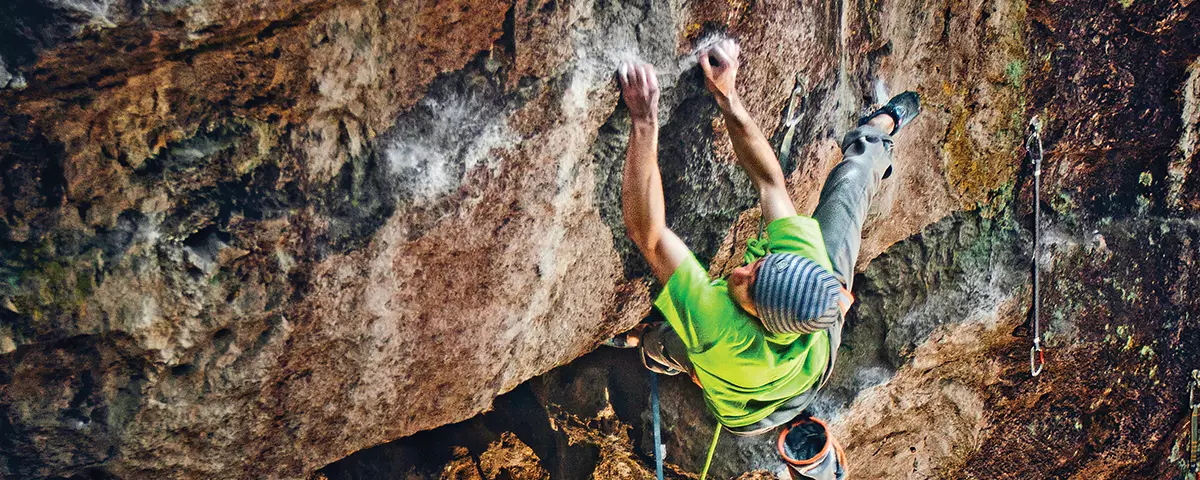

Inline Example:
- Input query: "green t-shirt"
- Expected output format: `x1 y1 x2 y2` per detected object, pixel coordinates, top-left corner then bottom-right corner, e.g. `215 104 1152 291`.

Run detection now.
654 215 835 428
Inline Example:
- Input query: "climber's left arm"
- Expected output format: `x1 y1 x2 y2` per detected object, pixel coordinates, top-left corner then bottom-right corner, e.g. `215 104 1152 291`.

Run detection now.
700 39 798 223
619 61 692 285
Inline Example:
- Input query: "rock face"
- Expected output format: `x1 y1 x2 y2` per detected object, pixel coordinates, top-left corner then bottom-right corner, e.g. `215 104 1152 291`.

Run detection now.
0 0 1197 478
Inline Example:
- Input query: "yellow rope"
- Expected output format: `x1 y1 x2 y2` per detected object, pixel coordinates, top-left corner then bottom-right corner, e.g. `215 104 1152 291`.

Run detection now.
700 423 721 480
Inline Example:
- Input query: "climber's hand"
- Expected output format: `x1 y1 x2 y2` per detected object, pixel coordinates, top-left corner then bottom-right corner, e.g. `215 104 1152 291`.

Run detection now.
699 39 740 106
618 61 660 124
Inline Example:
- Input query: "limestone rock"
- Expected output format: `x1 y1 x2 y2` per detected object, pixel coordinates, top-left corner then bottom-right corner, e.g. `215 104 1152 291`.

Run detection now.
1 0 1197 476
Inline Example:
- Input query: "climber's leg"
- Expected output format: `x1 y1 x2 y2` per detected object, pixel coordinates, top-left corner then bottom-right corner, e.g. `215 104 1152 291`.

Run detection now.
813 92 920 289
810 123 893 290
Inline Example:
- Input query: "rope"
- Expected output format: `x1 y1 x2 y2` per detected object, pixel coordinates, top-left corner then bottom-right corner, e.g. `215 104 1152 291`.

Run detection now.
700 423 722 480
650 372 664 480
1027 117 1046 377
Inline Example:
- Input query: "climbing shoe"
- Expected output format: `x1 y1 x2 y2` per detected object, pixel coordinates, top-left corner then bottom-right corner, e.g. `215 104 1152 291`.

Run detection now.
601 334 637 348
858 91 921 136
601 324 646 349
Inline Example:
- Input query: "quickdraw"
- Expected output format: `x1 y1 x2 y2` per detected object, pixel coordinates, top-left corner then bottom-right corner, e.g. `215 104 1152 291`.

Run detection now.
1190 369 1199 472
777 73 808 168
1027 117 1046 377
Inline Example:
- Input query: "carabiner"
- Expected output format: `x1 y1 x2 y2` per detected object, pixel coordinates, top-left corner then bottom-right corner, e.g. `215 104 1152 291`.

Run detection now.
1190 370 1199 409
1030 344 1045 377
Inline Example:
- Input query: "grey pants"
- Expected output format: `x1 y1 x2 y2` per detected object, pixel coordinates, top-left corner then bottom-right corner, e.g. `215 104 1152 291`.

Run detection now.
642 125 894 392
812 125 894 290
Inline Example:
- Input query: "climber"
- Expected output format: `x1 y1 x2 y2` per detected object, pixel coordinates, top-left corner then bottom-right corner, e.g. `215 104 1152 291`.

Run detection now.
611 38 920 449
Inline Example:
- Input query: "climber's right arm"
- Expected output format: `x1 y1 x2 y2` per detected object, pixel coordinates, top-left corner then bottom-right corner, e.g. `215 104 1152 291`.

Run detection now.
700 40 798 224
620 61 690 285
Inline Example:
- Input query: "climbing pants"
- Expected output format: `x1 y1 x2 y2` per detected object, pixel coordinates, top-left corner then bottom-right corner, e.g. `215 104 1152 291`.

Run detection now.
812 125 894 290
641 124 895 405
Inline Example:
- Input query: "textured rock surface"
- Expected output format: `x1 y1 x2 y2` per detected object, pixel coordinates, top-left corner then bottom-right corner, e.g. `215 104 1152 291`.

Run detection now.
0 0 1197 476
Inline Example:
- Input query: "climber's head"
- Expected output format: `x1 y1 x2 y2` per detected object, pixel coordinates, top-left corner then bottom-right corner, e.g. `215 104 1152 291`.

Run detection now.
727 258 765 316
740 253 842 334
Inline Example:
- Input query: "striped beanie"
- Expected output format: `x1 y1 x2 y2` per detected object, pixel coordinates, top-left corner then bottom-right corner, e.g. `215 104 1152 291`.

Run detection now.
752 253 842 335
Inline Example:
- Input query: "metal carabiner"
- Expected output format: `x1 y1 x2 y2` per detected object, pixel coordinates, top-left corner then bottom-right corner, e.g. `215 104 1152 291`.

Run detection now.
1030 341 1045 377
1191 370 1199 409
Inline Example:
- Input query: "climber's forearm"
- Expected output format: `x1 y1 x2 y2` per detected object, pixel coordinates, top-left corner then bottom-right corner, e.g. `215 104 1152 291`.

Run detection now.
720 97 785 189
719 97 797 221
622 120 689 283
622 121 666 251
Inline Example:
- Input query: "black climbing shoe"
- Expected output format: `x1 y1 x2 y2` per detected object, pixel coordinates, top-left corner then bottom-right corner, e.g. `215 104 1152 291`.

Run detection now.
602 334 637 348
602 324 646 349
858 91 921 136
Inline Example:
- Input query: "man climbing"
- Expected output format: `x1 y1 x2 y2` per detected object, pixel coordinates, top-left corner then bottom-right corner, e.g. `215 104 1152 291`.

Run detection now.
611 38 920 447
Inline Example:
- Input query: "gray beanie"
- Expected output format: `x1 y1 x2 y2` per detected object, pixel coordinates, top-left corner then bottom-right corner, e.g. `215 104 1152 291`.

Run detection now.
752 253 842 335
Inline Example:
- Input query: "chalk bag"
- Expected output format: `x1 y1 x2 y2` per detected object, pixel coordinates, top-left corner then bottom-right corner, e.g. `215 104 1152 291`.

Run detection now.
777 416 847 480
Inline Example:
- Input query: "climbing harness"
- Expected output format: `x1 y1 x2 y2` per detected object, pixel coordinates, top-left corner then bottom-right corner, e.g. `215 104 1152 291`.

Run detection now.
650 372 664 480
1190 370 1200 472
1027 117 1046 377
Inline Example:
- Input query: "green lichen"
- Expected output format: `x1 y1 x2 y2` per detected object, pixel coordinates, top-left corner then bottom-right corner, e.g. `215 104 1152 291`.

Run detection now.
1005 60 1026 89
943 101 1022 211
1136 195 1152 214
2 238 111 328
939 6 1028 214
1051 191 1078 213
1138 171 1153 186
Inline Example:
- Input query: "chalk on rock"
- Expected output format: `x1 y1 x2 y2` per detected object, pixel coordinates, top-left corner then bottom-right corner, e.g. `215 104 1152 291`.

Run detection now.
0 56 11 89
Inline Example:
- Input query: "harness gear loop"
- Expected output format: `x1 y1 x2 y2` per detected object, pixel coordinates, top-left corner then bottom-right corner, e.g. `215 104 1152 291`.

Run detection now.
650 372 664 480
1027 116 1046 378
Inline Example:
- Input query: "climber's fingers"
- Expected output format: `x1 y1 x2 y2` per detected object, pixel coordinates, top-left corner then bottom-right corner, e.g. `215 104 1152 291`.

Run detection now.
618 61 659 110
712 43 735 68
619 61 646 91
722 39 740 61
699 50 713 75
638 64 649 89
645 64 659 95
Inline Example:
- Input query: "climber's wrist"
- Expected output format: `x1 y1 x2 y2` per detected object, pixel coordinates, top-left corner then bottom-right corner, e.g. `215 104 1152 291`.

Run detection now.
717 94 749 126
715 92 742 115
630 114 659 130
